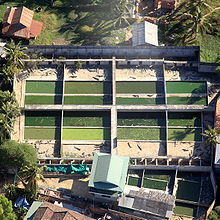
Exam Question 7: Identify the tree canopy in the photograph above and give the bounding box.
[0,194,16,220]
[0,140,37,171]
[209,206,220,220]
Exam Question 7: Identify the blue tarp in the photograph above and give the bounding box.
[14,196,30,209]
[45,164,90,175]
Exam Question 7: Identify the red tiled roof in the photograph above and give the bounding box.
[2,6,42,39]
[32,202,94,220]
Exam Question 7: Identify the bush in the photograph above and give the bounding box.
[0,140,37,171]
[0,194,16,220]
[68,10,78,20]
[79,25,94,33]
[52,0,63,7]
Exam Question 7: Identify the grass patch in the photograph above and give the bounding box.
[25,95,62,105]
[63,111,110,127]
[168,112,201,127]
[26,81,63,94]
[24,127,60,140]
[128,176,140,187]
[116,97,165,105]
[117,128,166,140]
[144,175,170,181]
[174,203,197,217]
[167,96,207,105]
[64,82,112,94]
[168,128,202,141]
[62,128,110,140]
[166,82,206,94]
[25,111,61,126]
[117,112,166,126]
[116,81,164,93]
[64,96,111,105]
[176,180,201,202]
[143,178,167,191]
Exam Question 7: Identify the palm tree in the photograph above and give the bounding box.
[202,125,220,164]
[18,165,45,199]
[4,40,28,68]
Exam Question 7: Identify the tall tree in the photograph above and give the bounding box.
[18,165,44,199]
[0,194,17,220]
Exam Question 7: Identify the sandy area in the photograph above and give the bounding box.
[117,141,166,157]
[172,216,192,220]
[62,143,110,158]
[65,67,111,81]
[39,176,90,198]
[167,142,194,157]
[116,67,163,81]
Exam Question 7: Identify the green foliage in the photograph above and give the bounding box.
[202,125,220,146]
[18,165,45,199]
[0,91,20,143]
[209,206,220,220]
[0,140,37,171]
[52,0,63,7]
[0,194,17,220]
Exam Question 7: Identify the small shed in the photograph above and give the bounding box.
[88,152,129,200]
[2,6,42,40]
[132,21,158,47]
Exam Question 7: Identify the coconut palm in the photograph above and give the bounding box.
[4,40,28,68]
[18,165,44,199]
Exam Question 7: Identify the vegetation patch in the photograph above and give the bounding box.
[63,111,110,127]
[64,82,112,94]
[168,112,201,127]
[25,95,62,105]
[117,127,166,140]
[25,111,61,126]
[143,178,167,191]
[62,128,110,140]
[128,176,140,187]
[117,112,166,126]
[168,128,202,141]
[64,95,111,105]
[24,128,60,140]
[25,81,63,94]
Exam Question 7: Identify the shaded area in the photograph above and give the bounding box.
[174,203,197,217]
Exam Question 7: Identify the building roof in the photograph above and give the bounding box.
[2,6,42,39]
[132,21,158,47]
[89,153,129,193]
[24,201,94,220]
[119,188,175,219]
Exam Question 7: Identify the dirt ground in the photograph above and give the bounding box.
[117,141,166,157]
[167,142,194,157]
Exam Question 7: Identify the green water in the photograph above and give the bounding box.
[25,95,62,105]
[116,97,165,105]
[166,81,206,94]
[118,112,166,126]
[64,81,112,94]
[117,127,166,140]
[168,128,202,141]
[26,81,63,94]
[63,111,110,127]
[167,96,207,105]
[25,111,61,126]
[24,128,60,140]
[62,128,110,140]
[116,81,164,93]
[64,96,111,105]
